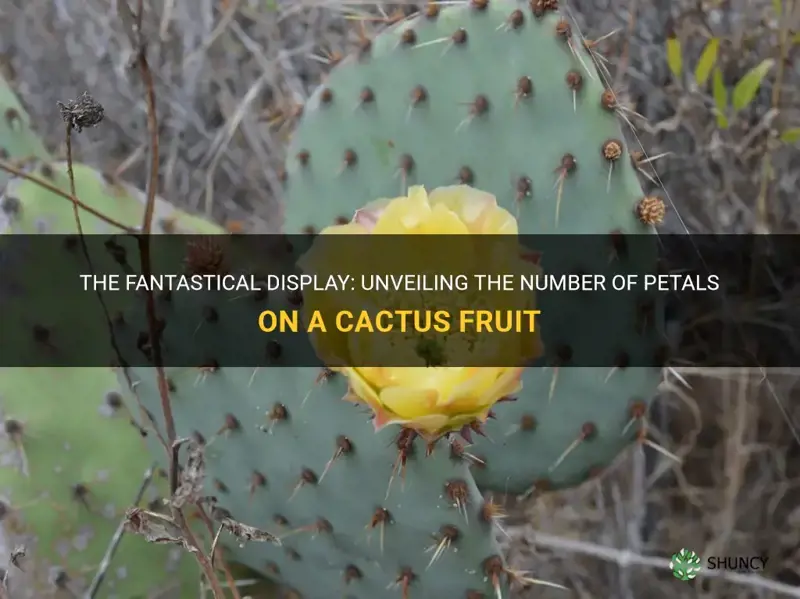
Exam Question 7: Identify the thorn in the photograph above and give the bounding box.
[552,154,576,227]
[480,498,507,523]
[601,89,645,131]
[193,362,218,387]
[582,32,618,78]
[505,413,536,437]
[386,429,416,500]
[248,367,260,387]
[548,344,572,401]
[279,518,331,542]
[605,350,630,382]
[637,427,681,463]
[455,94,490,134]
[549,422,596,473]
[352,86,375,112]
[622,400,648,436]
[637,151,672,166]
[263,402,288,434]
[565,70,582,113]
[406,85,427,123]
[394,154,414,194]
[388,567,416,598]
[413,34,450,51]
[366,508,392,555]
[247,471,266,504]
[557,19,596,81]
[307,48,343,67]
[425,525,459,570]
[666,367,692,389]
[3,419,29,477]
[514,175,532,217]
[319,435,352,483]
[482,556,506,599]
[343,7,405,25]
[481,497,512,539]
[506,567,569,591]
[464,451,486,468]
[497,8,525,32]
[215,413,240,436]
[444,479,470,523]
[287,468,317,502]
[300,368,330,408]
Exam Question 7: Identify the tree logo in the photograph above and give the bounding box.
[670,548,702,581]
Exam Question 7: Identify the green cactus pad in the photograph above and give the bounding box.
[282,1,653,236]
[0,160,223,367]
[0,368,199,598]
[0,151,224,596]
[114,281,517,599]
[0,160,223,234]
[0,74,50,190]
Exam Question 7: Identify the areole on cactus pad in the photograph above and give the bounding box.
[297,184,544,441]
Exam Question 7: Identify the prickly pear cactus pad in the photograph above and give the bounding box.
[0,368,199,598]
[282,0,661,236]
[117,365,520,599]
[281,0,666,494]
[0,75,50,189]
[0,161,224,234]
[0,154,223,595]
[0,161,224,367]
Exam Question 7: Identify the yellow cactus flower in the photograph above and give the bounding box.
[297,185,543,440]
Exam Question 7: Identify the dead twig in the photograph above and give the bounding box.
[84,464,157,599]
[170,438,204,509]
[116,2,226,597]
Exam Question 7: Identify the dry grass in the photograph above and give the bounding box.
[502,368,800,598]
[1,0,799,597]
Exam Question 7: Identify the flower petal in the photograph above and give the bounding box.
[378,386,439,420]
[372,186,432,234]
[354,198,393,231]
[428,185,498,229]
[345,367,383,410]
[318,222,370,235]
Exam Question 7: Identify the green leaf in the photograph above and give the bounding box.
[694,38,719,86]
[732,59,774,111]
[773,0,782,17]
[712,67,729,129]
[666,37,683,79]
[780,128,800,144]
